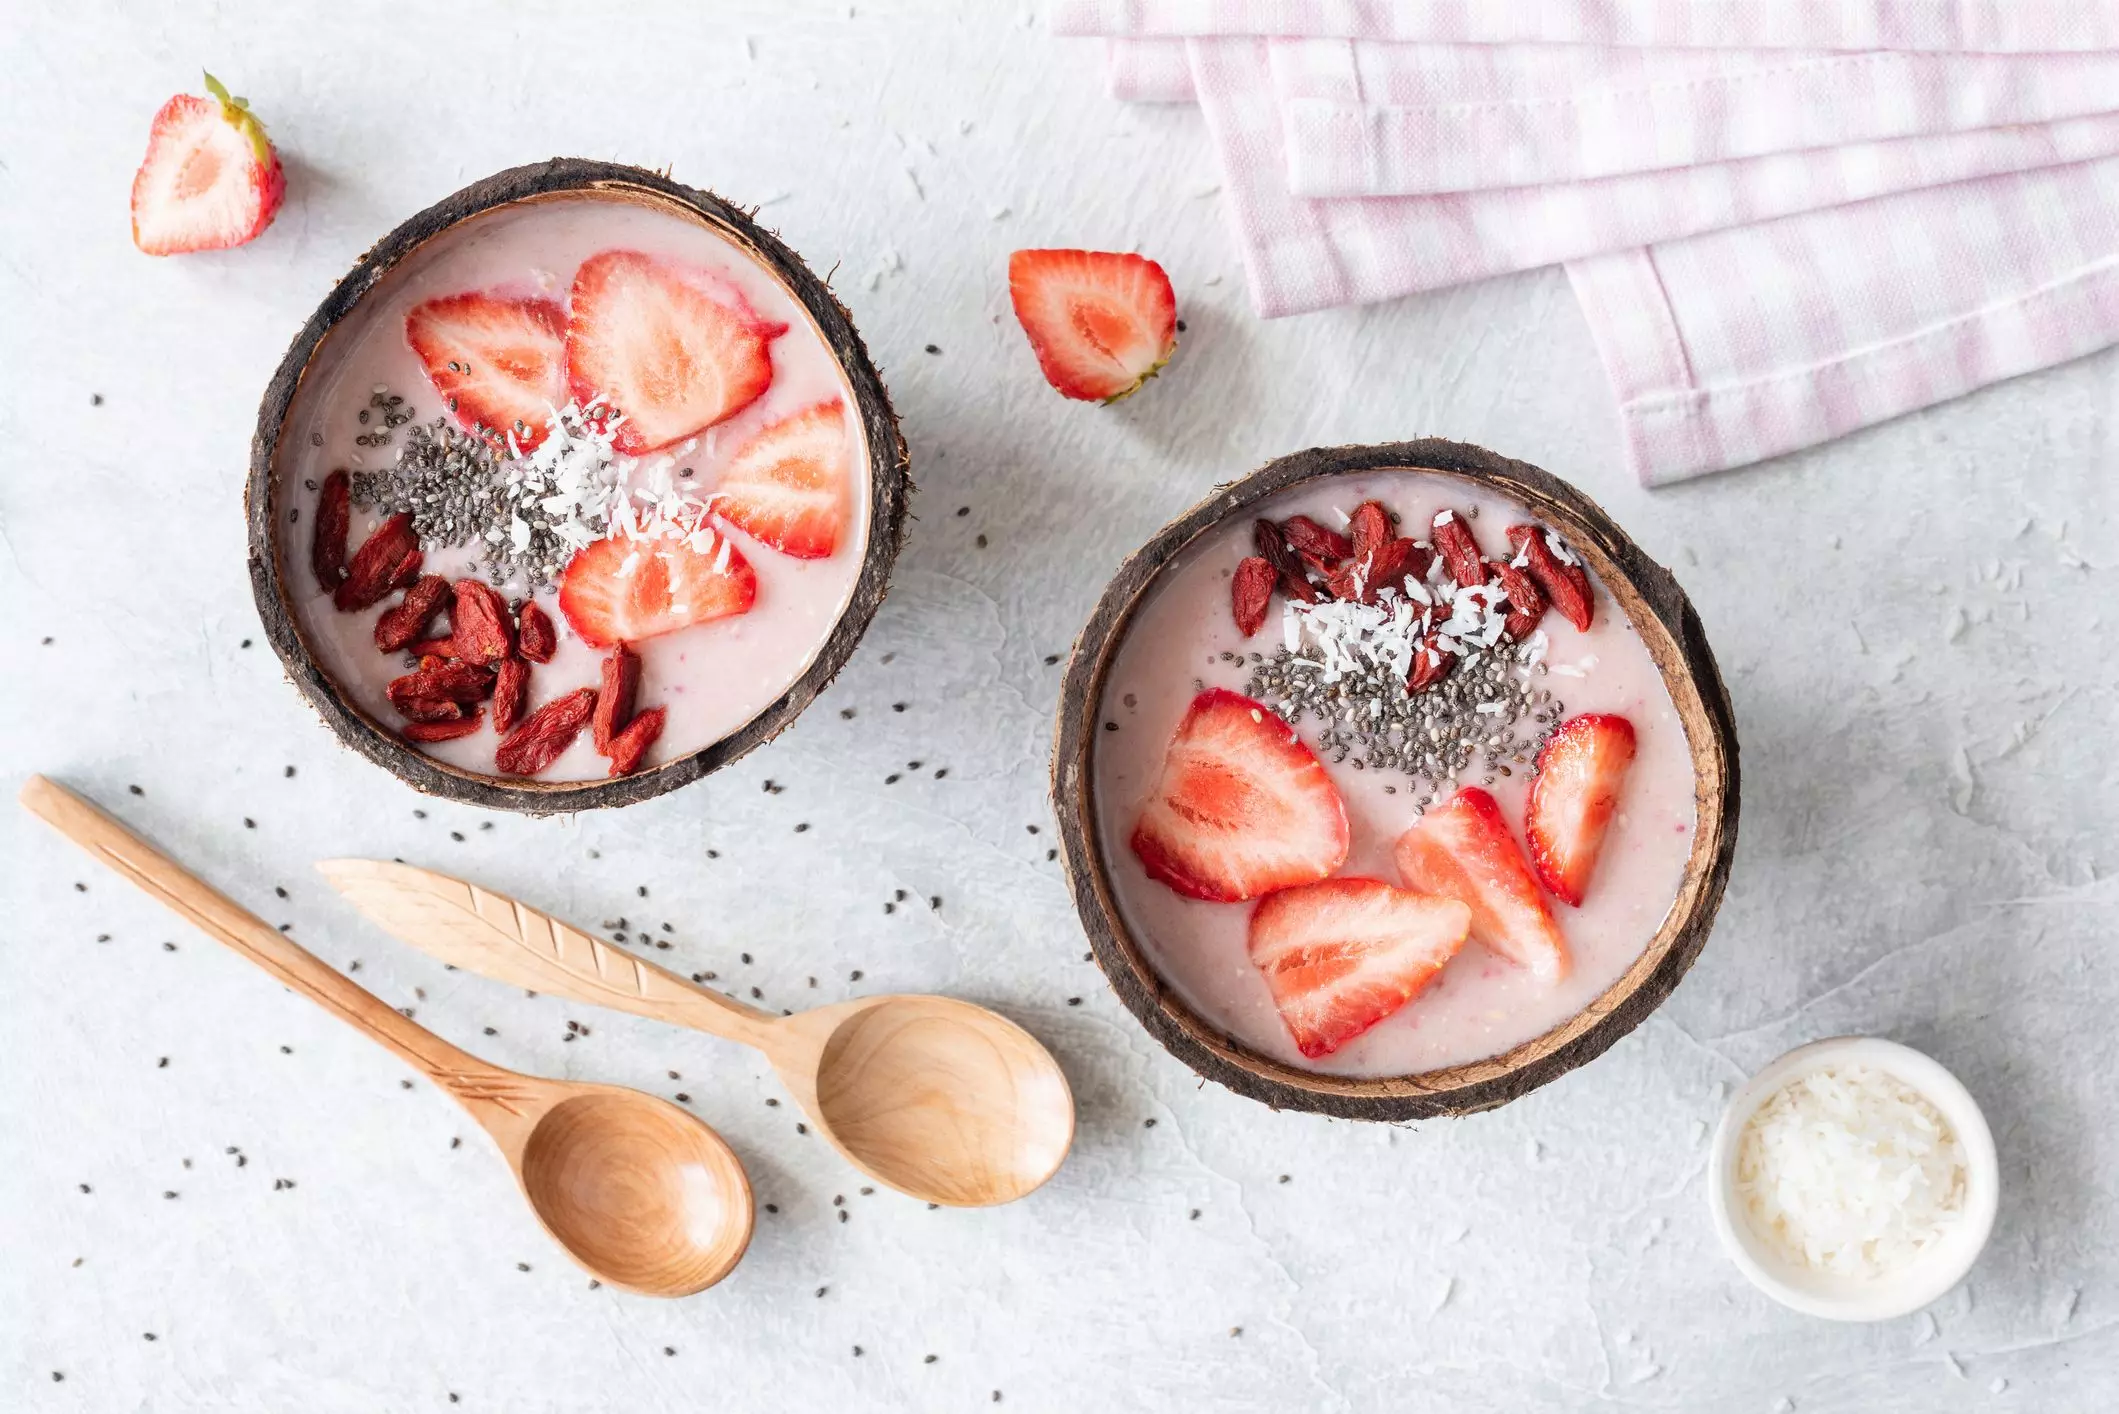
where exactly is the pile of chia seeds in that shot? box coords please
[347,404,606,593]
[1239,637,1565,812]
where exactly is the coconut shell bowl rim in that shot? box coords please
[245,158,909,815]
[1050,440,1740,1121]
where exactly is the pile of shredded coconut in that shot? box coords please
[1736,1063,1967,1278]
[1279,546,1532,682]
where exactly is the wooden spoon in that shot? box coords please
[21,777,753,1297]
[319,860,1076,1208]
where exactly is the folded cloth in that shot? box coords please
[1570,158,2119,481]
[1268,39,2119,195]
[1057,1,2119,52]
[1191,37,2119,315]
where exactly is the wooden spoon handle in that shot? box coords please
[20,777,518,1107]
[317,859,781,1050]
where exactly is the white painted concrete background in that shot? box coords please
[2,3,2114,1410]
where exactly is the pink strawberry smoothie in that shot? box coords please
[1092,472,1697,1077]
[274,195,869,781]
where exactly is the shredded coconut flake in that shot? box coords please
[1736,1063,1967,1278]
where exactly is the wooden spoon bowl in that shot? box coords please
[517,1088,753,1296]
[245,158,909,814]
[1050,440,1741,1121]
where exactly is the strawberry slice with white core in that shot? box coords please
[1130,689,1349,902]
[130,74,285,256]
[405,292,568,453]
[714,399,852,559]
[565,250,787,455]
[1393,788,1569,982]
[1008,249,1177,403]
[1248,879,1472,1059]
[1525,714,1638,907]
[557,534,758,649]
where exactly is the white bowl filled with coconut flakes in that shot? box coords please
[1709,1036,1999,1321]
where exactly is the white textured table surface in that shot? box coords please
[3,4,2115,1411]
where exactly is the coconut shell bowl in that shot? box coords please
[247,159,908,813]
[1051,440,1740,1120]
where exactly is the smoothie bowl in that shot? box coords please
[247,159,908,812]
[1052,441,1738,1119]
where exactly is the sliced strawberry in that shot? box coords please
[714,399,851,559]
[1130,689,1348,902]
[1248,879,1472,1059]
[1007,249,1177,403]
[1393,788,1568,982]
[565,249,786,455]
[130,74,284,256]
[1525,715,1638,907]
[557,534,758,649]
[1508,525,1594,632]
[404,292,567,453]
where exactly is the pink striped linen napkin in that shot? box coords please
[1266,39,2119,195]
[1056,1,2119,52]
[1070,26,2119,479]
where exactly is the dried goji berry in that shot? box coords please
[1408,634,1455,693]
[495,687,597,777]
[450,579,514,664]
[1252,519,1318,603]
[593,645,641,755]
[402,712,485,743]
[1348,501,1391,562]
[312,470,350,592]
[1429,510,1487,588]
[1492,558,1547,639]
[386,662,494,716]
[1281,515,1351,562]
[1230,556,1274,637]
[492,657,529,735]
[606,706,667,778]
[1508,525,1593,631]
[374,574,452,654]
[517,602,557,663]
[335,513,423,612]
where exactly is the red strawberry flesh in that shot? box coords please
[1248,878,1472,1059]
[714,399,852,560]
[557,534,758,649]
[130,76,284,256]
[1393,787,1569,982]
[1130,689,1349,903]
[1525,714,1638,906]
[1007,249,1177,403]
[405,293,568,453]
[565,249,786,454]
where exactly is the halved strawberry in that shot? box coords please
[131,74,284,256]
[404,292,566,453]
[565,249,786,454]
[1130,689,1348,902]
[1525,714,1638,906]
[714,399,851,559]
[1393,788,1568,981]
[557,534,757,649]
[1008,249,1177,403]
[1248,879,1471,1059]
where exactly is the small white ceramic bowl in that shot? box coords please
[1708,1036,1999,1322]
